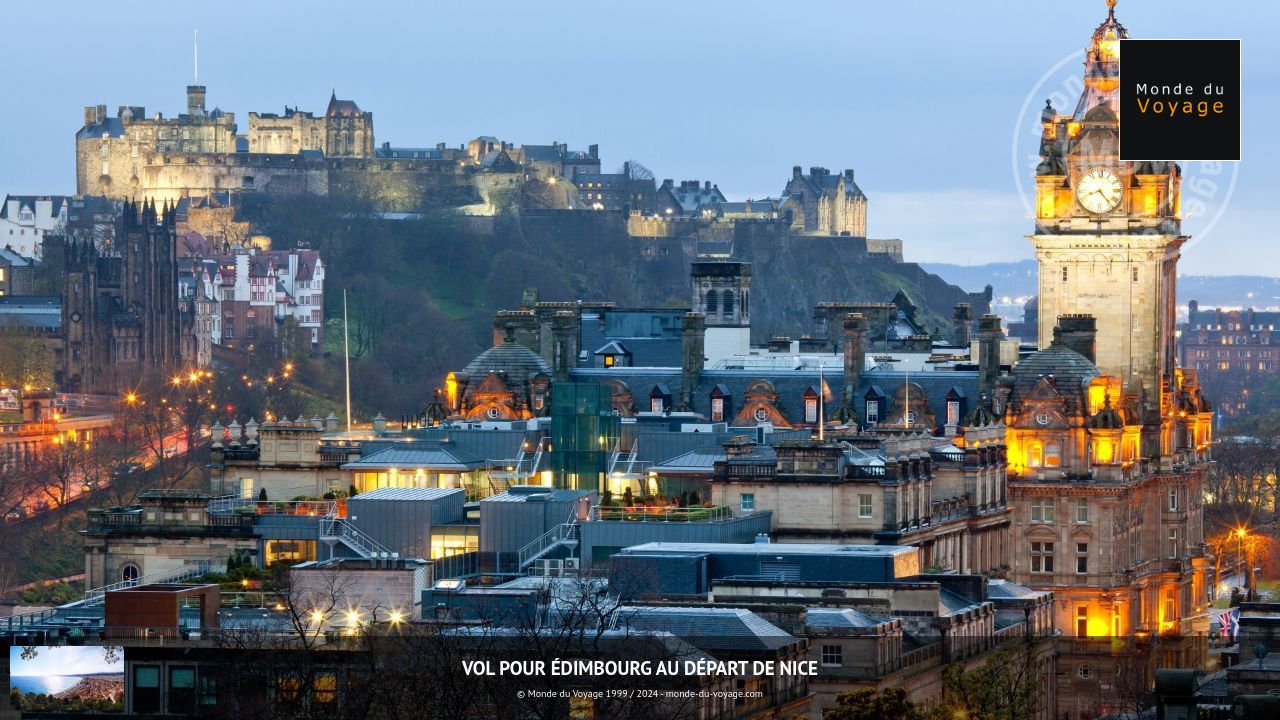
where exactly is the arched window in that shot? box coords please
[121,563,140,583]
[1027,441,1044,468]
[722,290,735,314]
[705,290,718,314]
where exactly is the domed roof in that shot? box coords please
[462,341,553,382]
[1008,342,1101,417]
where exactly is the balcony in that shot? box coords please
[590,504,736,523]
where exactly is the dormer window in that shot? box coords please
[865,399,880,425]
[804,388,819,424]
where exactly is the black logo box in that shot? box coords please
[1119,39,1240,162]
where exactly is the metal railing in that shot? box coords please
[590,504,735,523]
[517,508,580,569]
[74,560,222,607]
[319,515,393,559]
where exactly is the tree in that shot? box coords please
[823,687,931,720]
[936,646,1044,720]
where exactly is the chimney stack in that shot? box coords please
[952,303,973,346]
[551,310,580,382]
[841,313,867,405]
[976,314,1003,407]
[1055,314,1097,363]
[676,312,705,412]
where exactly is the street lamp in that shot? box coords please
[1237,527,1250,601]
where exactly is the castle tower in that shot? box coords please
[186,85,206,117]
[691,260,751,367]
[1029,0,1182,430]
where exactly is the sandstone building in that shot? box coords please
[52,200,209,393]
[1007,5,1215,716]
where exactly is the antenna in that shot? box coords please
[193,30,199,83]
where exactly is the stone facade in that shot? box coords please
[1179,301,1280,417]
[54,200,205,393]
[81,490,258,589]
[1011,11,1216,710]
[780,166,867,236]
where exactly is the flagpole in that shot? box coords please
[343,289,352,434]
[818,363,825,442]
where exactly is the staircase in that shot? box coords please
[319,514,394,560]
[517,508,581,571]
[488,438,548,496]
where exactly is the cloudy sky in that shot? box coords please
[0,0,1273,274]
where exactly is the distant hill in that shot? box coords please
[921,260,1038,299]
[923,259,1280,309]
[243,196,986,416]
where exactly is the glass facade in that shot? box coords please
[551,382,620,492]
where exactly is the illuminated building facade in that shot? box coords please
[1008,4,1215,715]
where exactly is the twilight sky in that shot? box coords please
[0,0,1274,275]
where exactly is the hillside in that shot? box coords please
[924,259,1280,309]
[241,196,987,417]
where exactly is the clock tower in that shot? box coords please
[1030,0,1184,434]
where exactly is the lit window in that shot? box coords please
[946,400,960,425]
[804,396,818,424]
[1045,443,1062,467]
[1027,441,1044,467]
[1076,606,1089,637]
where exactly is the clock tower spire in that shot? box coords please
[1028,1,1184,446]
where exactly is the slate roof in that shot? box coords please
[615,606,798,652]
[520,145,564,163]
[1187,306,1280,327]
[1,195,69,219]
[649,447,726,473]
[342,444,485,471]
[1006,342,1099,417]
[0,248,35,267]
[326,92,363,117]
[985,579,1046,600]
[939,588,984,615]
[375,147,444,159]
[569,366,979,433]
[461,342,553,402]
[76,117,126,139]
[0,295,60,330]
[804,607,885,629]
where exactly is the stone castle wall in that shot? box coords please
[77,139,477,212]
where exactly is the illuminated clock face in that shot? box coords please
[1076,167,1124,214]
